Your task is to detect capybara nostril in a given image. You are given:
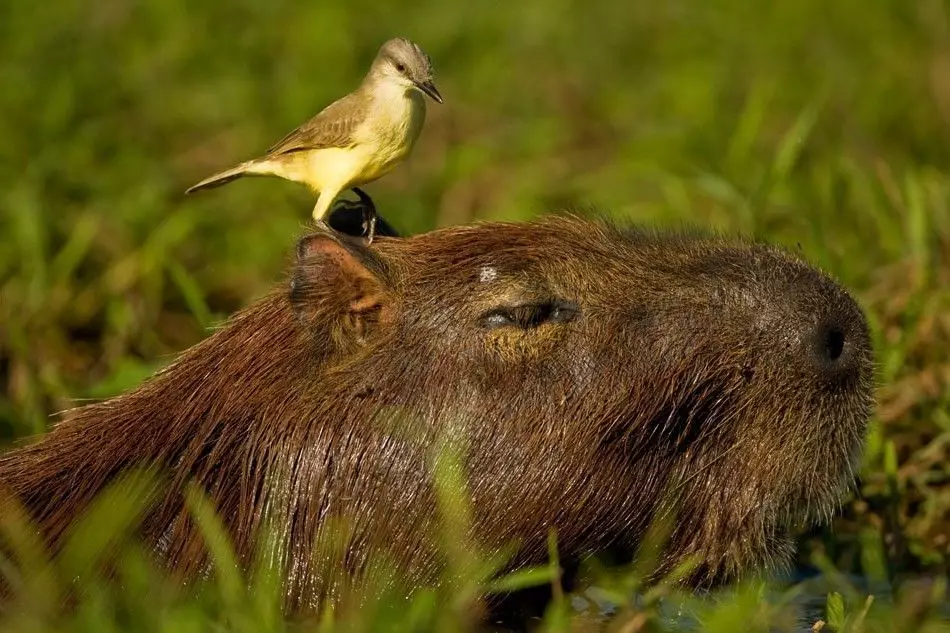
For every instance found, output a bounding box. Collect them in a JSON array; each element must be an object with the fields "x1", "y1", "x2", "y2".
[
  {"x1": 806, "y1": 320, "x2": 851, "y2": 372},
  {"x1": 803, "y1": 298, "x2": 869, "y2": 384}
]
